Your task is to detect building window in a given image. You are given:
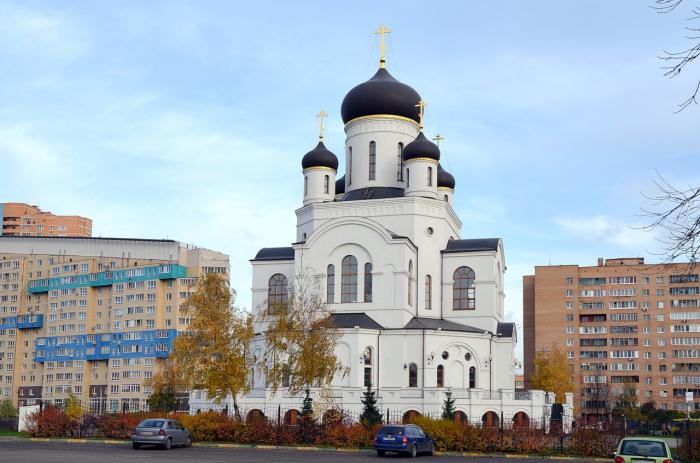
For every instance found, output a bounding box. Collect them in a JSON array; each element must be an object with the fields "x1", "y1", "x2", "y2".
[
  {"x1": 427, "y1": 166, "x2": 433, "y2": 186},
  {"x1": 397, "y1": 143, "x2": 404, "y2": 181},
  {"x1": 444, "y1": 194, "x2": 448, "y2": 202},
  {"x1": 363, "y1": 347, "x2": 373, "y2": 387},
  {"x1": 327, "y1": 264, "x2": 335, "y2": 303},
  {"x1": 408, "y1": 363, "x2": 418, "y2": 387},
  {"x1": 268, "y1": 274, "x2": 288, "y2": 313},
  {"x1": 364, "y1": 263, "x2": 373, "y2": 302},
  {"x1": 408, "y1": 260, "x2": 413, "y2": 306},
  {"x1": 304, "y1": 176, "x2": 308, "y2": 195},
  {"x1": 437, "y1": 365, "x2": 444, "y2": 387},
  {"x1": 369, "y1": 141, "x2": 376, "y2": 180},
  {"x1": 425, "y1": 275, "x2": 432, "y2": 310},
  {"x1": 341, "y1": 255, "x2": 358, "y2": 303},
  {"x1": 348, "y1": 147, "x2": 352, "y2": 185},
  {"x1": 453, "y1": 266, "x2": 476, "y2": 310},
  {"x1": 469, "y1": 366, "x2": 476, "y2": 388},
  {"x1": 324, "y1": 175, "x2": 329, "y2": 194},
  {"x1": 406, "y1": 168, "x2": 410, "y2": 188}
]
